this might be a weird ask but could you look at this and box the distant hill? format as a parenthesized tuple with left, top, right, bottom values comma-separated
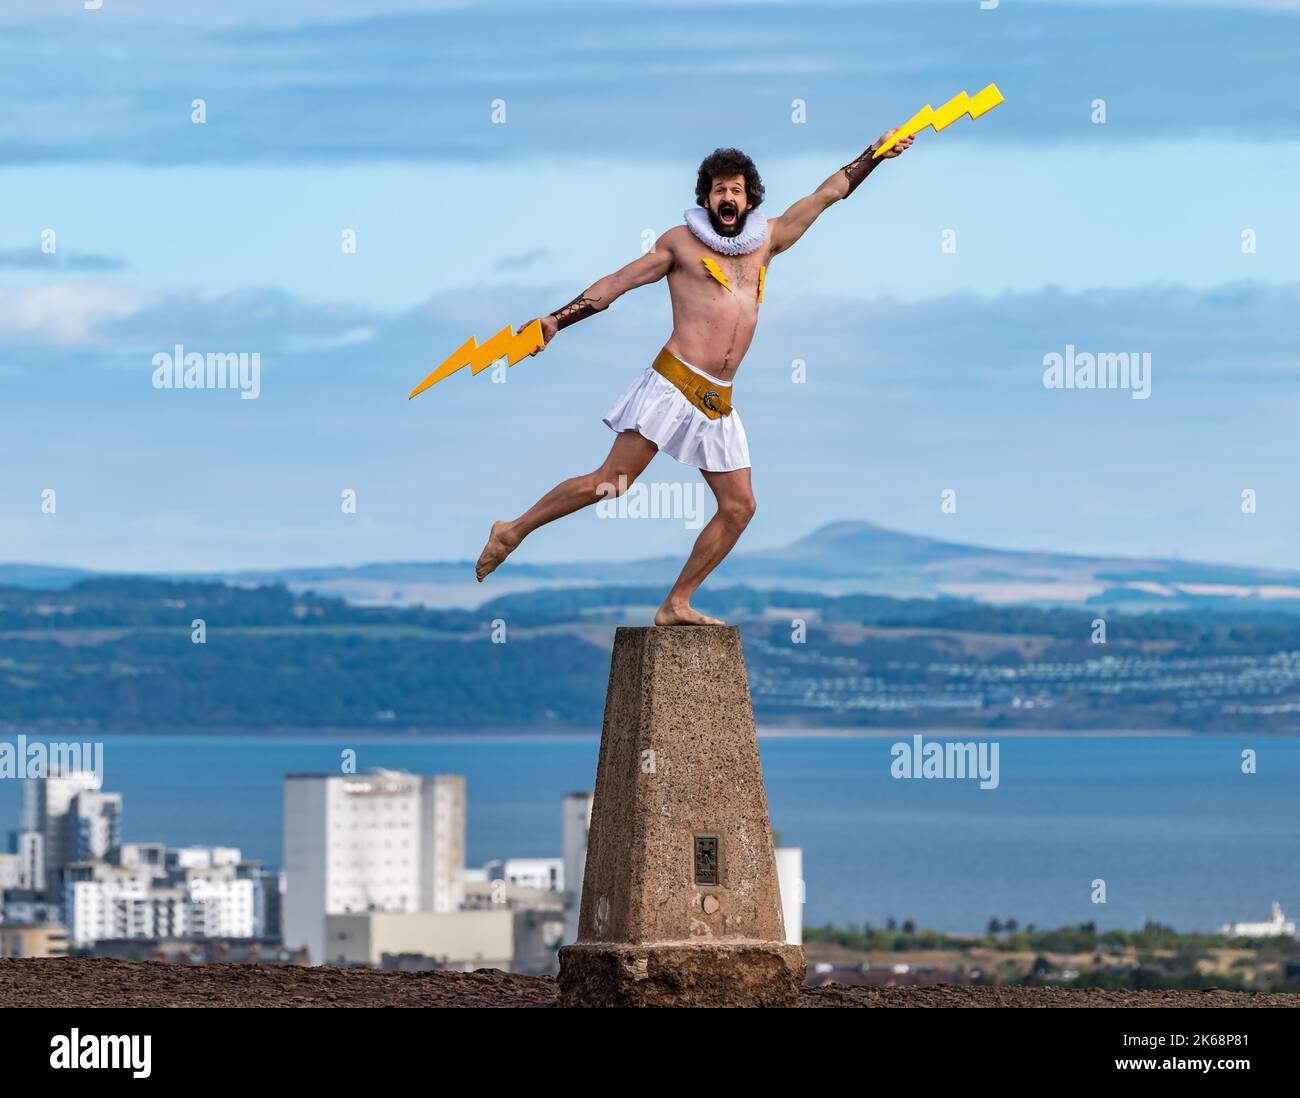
(186, 520, 1300, 613)
(6, 520, 1300, 612)
(717, 520, 1300, 609)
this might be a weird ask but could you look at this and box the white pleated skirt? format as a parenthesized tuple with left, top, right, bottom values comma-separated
(602, 357, 751, 472)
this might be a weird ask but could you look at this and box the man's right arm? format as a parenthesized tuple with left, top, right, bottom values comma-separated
(521, 235, 676, 351)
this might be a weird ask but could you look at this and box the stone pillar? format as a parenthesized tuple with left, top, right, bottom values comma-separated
(558, 626, 804, 1007)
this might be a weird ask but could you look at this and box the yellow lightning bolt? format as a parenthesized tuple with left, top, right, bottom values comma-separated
(700, 256, 733, 294)
(965, 83, 1005, 120)
(875, 102, 936, 156)
(408, 319, 545, 400)
(873, 83, 1004, 157)
(929, 91, 973, 132)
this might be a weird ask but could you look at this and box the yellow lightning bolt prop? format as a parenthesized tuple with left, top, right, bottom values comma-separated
(964, 83, 1005, 121)
(929, 91, 974, 132)
(873, 83, 1004, 158)
(877, 102, 936, 155)
(408, 319, 545, 400)
(700, 256, 733, 294)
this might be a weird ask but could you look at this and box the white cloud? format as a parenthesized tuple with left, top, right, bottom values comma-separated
(0, 283, 150, 347)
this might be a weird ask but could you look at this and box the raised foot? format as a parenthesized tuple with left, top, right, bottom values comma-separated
(654, 601, 725, 627)
(475, 520, 519, 582)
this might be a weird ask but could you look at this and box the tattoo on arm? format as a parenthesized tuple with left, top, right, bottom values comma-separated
(841, 146, 884, 198)
(549, 293, 603, 330)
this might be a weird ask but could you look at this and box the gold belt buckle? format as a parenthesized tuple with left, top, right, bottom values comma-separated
(653, 350, 731, 419)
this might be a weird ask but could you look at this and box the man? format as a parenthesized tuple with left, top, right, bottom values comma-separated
(475, 127, 914, 625)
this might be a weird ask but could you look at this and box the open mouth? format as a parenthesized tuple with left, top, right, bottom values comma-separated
(718, 202, 738, 225)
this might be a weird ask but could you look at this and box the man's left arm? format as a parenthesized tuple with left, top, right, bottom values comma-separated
(769, 128, 914, 256)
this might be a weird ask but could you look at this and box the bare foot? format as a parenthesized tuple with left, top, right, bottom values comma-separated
(654, 600, 725, 627)
(476, 521, 520, 582)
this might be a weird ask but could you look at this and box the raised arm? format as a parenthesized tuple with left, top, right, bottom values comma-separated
(518, 234, 677, 351)
(769, 128, 914, 256)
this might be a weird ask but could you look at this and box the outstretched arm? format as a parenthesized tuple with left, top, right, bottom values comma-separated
(769, 128, 914, 256)
(518, 236, 676, 351)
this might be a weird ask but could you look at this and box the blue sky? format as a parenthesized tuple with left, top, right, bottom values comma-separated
(2, 0, 1298, 572)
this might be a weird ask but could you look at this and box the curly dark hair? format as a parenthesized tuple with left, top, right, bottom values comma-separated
(695, 148, 764, 210)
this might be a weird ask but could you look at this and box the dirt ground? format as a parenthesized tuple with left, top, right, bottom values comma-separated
(3, 958, 1298, 1008)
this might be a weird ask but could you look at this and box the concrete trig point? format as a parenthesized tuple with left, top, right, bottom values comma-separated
(558, 626, 804, 1007)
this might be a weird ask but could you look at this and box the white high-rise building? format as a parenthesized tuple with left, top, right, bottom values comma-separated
(64, 864, 173, 945)
(70, 789, 123, 863)
(22, 772, 120, 896)
(283, 770, 466, 964)
(63, 856, 263, 947)
(23, 771, 97, 840)
(561, 792, 592, 945)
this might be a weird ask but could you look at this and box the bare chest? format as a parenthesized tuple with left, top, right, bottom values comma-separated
(674, 243, 768, 302)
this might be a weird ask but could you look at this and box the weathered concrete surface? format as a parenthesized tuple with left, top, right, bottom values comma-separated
(558, 626, 803, 1007)
(559, 942, 804, 1008)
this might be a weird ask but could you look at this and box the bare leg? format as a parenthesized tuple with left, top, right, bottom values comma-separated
(476, 430, 659, 581)
(655, 466, 755, 626)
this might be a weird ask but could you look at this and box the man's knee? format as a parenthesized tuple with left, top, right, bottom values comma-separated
(719, 494, 756, 530)
(590, 466, 638, 500)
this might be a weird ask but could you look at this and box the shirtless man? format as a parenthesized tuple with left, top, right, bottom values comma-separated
(475, 128, 914, 625)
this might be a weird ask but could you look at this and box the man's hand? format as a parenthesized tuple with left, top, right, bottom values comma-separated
(519, 315, 558, 356)
(871, 127, 915, 158)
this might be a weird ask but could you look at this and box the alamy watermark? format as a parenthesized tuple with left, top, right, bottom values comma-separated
(890, 734, 1000, 790)
(1042, 344, 1151, 400)
(596, 474, 706, 530)
(152, 345, 261, 399)
(0, 736, 105, 782)
(50, 1030, 151, 1078)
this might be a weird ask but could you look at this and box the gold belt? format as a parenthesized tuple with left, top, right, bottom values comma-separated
(651, 348, 733, 419)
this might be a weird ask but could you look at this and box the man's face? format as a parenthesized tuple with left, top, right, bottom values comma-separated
(706, 174, 749, 238)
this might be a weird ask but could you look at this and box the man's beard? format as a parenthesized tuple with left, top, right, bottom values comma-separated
(708, 200, 749, 238)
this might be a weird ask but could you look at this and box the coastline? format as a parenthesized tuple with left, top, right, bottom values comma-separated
(0, 725, 1251, 742)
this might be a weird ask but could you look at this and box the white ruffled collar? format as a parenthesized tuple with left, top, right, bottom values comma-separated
(683, 207, 768, 256)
